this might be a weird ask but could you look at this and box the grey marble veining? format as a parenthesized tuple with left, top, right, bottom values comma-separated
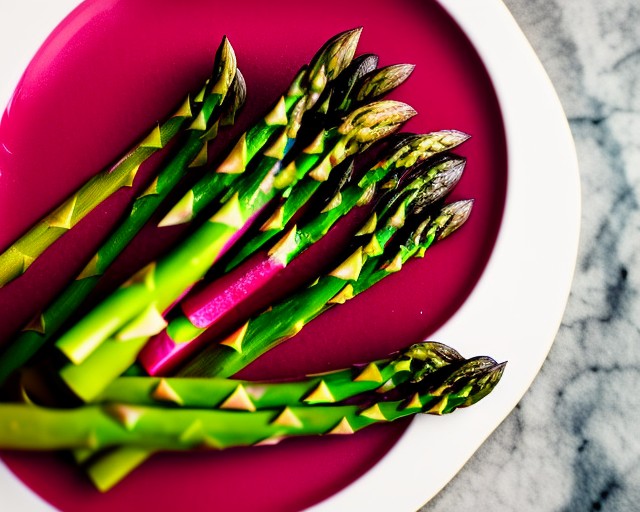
(422, 1, 640, 511)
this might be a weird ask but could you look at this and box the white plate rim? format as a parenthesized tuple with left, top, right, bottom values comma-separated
(0, 1, 581, 511)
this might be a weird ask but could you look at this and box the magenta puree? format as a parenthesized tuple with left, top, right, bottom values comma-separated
(0, 0, 507, 510)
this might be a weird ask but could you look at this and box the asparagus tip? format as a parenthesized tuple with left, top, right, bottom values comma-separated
(409, 356, 506, 414)
(340, 100, 417, 142)
(354, 53, 380, 74)
(459, 358, 507, 408)
(355, 63, 416, 103)
(404, 341, 465, 368)
(443, 129, 472, 145)
(436, 199, 474, 240)
(220, 69, 247, 126)
(328, 53, 380, 114)
(410, 157, 467, 212)
(214, 35, 238, 91)
(309, 27, 363, 85)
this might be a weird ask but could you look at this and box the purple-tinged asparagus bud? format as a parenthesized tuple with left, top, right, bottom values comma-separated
(354, 63, 415, 103)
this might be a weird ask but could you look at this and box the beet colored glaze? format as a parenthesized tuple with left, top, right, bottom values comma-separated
(0, 0, 507, 510)
(140, 252, 287, 375)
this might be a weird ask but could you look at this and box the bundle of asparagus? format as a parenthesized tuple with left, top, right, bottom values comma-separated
(53, 72, 419, 400)
(64, 143, 474, 488)
(2, 342, 505, 492)
(0, 39, 236, 289)
(0, 36, 243, 386)
(0, 28, 365, 389)
(51, 29, 366, 370)
(140, 134, 469, 376)
(55, 97, 416, 402)
(0, 27, 505, 496)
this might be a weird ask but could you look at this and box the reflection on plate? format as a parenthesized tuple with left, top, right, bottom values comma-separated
(0, 1, 578, 511)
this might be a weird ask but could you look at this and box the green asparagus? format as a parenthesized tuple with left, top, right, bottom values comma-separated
(0, 37, 241, 387)
(178, 197, 472, 380)
(157, 27, 362, 228)
(56, 100, 416, 402)
(141, 148, 467, 376)
(0, 37, 229, 288)
(0, 342, 505, 494)
(103, 341, 473, 409)
(222, 61, 418, 268)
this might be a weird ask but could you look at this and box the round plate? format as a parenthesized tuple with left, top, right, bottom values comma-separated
(0, 0, 579, 511)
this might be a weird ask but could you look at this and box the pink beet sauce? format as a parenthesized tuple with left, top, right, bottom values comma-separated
(0, 0, 507, 511)
(140, 252, 288, 375)
(182, 252, 287, 329)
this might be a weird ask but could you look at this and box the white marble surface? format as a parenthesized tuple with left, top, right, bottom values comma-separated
(422, 1, 640, 510)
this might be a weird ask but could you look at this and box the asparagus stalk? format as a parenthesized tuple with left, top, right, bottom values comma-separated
(178, 193, 472, 380)
(0, 350, 504, 459)
(137, 157, 355, 375)
(139, 137, 467, 375)
(51, 29, 367, 369)
(55, 100, 415, 402)
(101, 341, 478, 409)
(156, 28, 362, 228)
(0, 342, 504, 491)
(0, 39, 232, 289)
(71, 158, 467, 486)
(86, 354, 501, 491)
(0, 38, 241, 388)
(223, 61, 417, 268)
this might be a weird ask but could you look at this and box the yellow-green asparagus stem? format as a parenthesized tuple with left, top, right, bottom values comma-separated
(55, 100, 416, 403)
(0, 344, 505, 492)
(0, 37, 241, 387)
(101, 341, 469, 409)
(0, 42, 226, 288)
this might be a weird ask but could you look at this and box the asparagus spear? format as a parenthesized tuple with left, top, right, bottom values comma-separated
(55, 100, 415, 402)
(72, 158, 468, 486)
(102, 341, 478, 409)
(139, 138, 467, 375)
(0, 343, 505, 491)
(75, 341, 458, 475)
(0, 39, 232, 289)
(89, 353, 501, 491)
(51, 30, 369, 369)
(0, 344, 505, 494)
(223, 61, 417, 268)
(177, 196, 472, 380)
(0, 38, 241, 388)
(157, 27, 362, 228)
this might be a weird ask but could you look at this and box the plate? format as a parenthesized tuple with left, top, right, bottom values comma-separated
(0, 1, 580, 511)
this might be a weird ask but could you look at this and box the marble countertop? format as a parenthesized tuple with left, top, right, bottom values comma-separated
(422, 1, 640, 510)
